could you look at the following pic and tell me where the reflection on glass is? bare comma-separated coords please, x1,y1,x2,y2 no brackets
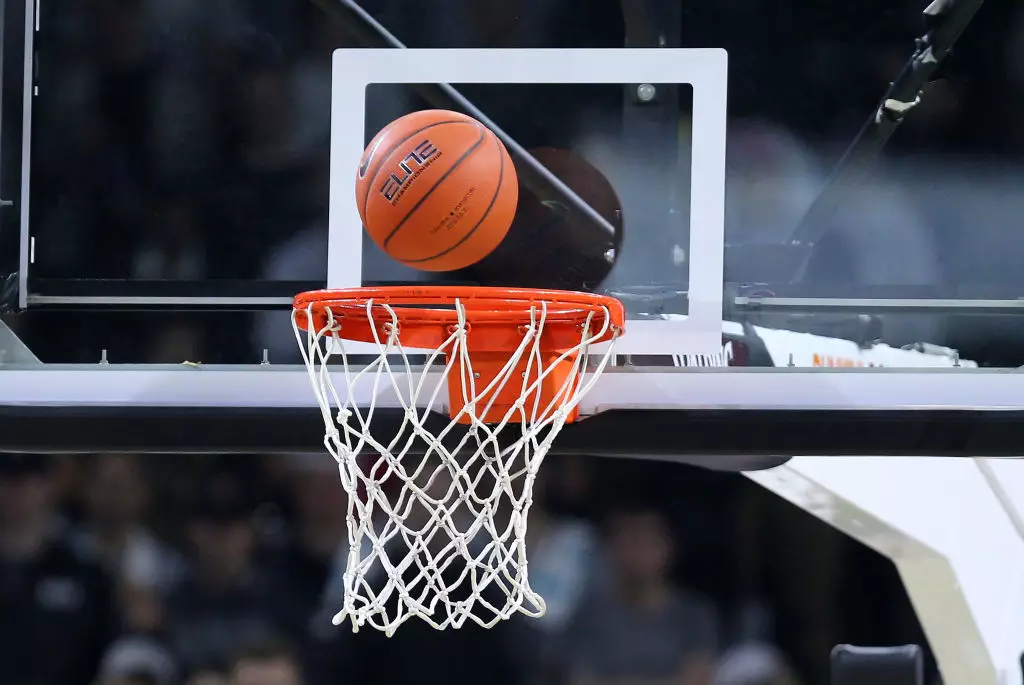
18,0,1024,368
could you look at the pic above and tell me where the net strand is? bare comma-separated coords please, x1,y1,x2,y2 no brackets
292,296,618,636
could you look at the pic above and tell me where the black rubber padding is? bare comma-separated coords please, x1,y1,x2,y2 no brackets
403,131,509,265
3,406,1024,465
379,122,485,257
830,644,923,685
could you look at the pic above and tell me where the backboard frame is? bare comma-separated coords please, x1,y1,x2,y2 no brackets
328,47,728,356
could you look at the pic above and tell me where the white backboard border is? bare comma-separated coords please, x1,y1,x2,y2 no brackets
328,48,728,356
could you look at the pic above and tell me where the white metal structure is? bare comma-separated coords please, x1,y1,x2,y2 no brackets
750,458,1024,685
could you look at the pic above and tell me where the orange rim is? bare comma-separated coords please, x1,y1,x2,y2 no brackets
293,286,624,425
293,286,624,350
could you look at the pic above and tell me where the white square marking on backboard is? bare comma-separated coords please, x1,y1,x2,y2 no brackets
329,48,727,356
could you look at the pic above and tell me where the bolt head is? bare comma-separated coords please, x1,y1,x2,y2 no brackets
637,83,656,102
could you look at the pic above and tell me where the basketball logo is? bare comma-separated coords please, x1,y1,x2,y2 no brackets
355,109,518,272
379,139,442,204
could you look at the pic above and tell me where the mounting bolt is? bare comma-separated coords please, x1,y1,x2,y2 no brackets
99,349,109,365
261,349,270,366
636,83,657,102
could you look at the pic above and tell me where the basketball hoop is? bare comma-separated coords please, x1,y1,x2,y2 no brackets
291,286,624,635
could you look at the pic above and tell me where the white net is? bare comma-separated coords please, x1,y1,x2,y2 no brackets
291,295,620,636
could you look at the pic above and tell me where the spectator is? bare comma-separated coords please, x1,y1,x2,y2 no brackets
120,576,168,636
0,453,117,685
131,194,207,280
246,454,299,550
71,453,183,595
714,603,801,685
545,454,600,520
515,463,604,685
165,472,280,674
144,319,205,365
184,671,229,685
732,487,843,685
527,461,603,634
564,503,719,685
229,639,305,685
51,454,87,526
265,454,363,685
714,643,801,685
98,636,177,685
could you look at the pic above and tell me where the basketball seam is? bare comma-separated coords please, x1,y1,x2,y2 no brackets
360,119,475,221
381,124,487,251
401,131,508,265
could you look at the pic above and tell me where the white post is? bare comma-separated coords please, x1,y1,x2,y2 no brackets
746,457,1024,685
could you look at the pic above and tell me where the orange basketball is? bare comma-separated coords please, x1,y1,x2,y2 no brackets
355,110,518,272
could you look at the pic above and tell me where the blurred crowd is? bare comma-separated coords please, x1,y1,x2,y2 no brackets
0,451,923,685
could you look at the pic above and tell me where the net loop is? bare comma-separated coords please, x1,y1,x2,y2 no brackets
291,287,623,635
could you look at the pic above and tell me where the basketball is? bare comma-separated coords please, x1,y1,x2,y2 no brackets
355,110,518,272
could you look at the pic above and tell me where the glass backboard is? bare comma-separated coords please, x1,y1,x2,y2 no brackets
1,0,1023,460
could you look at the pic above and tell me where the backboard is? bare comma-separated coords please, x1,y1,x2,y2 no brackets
1,0,1022,462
